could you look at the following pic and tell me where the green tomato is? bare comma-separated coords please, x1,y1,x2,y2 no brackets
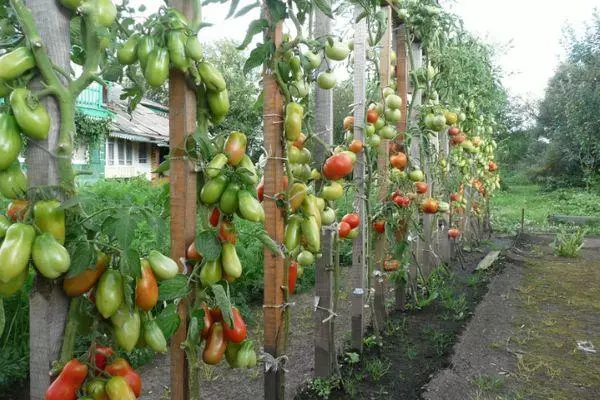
385,94,402,110
321,207,336,226
374,117,386,130
0,162,27,199
222,242,242,278
219,182,240,215
0,114,22,171
365,123,376,137
117,34,139,65
289,80,309,99
185,36,203,61
200,259,222,287
297,250,314,266
147,250,179,280
200,174,229,205
382,87,395,98
408,169,424,182
96,270,124,319
325,40,350,61
238,190,265,222
367,134,381,147
317,70,336,90
379,125,397,140
0,223,35,283
284,216,301,252
304,51,322,70
31,233,70,279
384,108,402,122
321,181,343,201
144,48,170,88
10,88,50,140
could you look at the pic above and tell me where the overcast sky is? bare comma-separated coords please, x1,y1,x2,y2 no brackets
132,0,598,100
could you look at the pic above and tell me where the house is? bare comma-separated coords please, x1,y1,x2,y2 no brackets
74,83,170,183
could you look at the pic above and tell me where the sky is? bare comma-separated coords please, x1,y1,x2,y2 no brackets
131,0,599,100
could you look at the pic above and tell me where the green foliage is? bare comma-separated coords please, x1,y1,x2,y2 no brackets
307,376,342,400
491,184,600,235
73,111,110,148
552,226,588,258
364,358,391,382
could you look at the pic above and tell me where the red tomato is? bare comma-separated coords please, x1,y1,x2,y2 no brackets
89,345,113,375
187,241,203,261
448,127,460,136
223,307,247,343
341,213,360,229
338,221,351,238
415,182,428,194
323,153,354,181
373,220,385,233
366,109,378,124
288,261,298,294
209,208,220,227
349,139,363,154
420,198,439,214
448,227,461,239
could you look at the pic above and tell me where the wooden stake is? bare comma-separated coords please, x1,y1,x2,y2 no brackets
168,3,197,399
394,21,409,311
351,4,367,352
27,1,70,397
373,5,392,332
313,8,335,378
262,6,286,398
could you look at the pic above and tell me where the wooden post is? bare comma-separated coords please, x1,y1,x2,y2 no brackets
438,129,451,263
373,5,392,331
27,1,71,397
313,9,335,378
168,2,197,399
351,4,367,352
394,20,409,311
408,42,423,279
262,6,286,398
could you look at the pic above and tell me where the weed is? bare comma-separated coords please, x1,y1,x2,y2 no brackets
344,352,360,365
406,344,418,360
363,334,382,349
472,374,505,393
425,328,453,356
308,376,342,399
364,358,391,381
552,226,588,257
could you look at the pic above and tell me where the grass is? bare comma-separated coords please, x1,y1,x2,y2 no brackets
491,184,600,234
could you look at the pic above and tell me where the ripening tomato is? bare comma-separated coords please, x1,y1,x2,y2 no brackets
389,152,408,170
450,192,461,202
415,182,428,194
343,115,354,131
338,221,351,238
323,153,354,181
341,213,360,229
373,220,385,233
448,127,460,136
488,161,497,172
448,227,461,239
366,109,378,124
293,133,306,149
218,220,237,244
187,241,203,261
420,198,439,214
349,139,363,154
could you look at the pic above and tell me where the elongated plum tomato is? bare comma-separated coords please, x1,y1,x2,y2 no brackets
209,207,220,227
338,221,351,238
373,220,385,233
341,213,360,229
323,153,354,181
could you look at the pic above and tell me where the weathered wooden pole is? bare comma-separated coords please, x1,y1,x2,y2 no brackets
351,4,367,352
373,4,392,331
27,1,71,397
168,2,197,399
408,42,423,279
313,8,336,377
394,19,409,311
438,128,451,263
262,4,286,398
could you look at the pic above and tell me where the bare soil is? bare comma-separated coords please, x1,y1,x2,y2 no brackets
423,234,600,400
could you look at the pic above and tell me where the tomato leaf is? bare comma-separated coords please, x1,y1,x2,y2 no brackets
155,303,181,340
237,18,268,51
120,248,141,279
66,240,96,278
265,0,287,24
195,230,221,261
225,0,240,19
243,40,275,75
235,2,259,18
153,158,170,174
158,274,190,302
313,0,333,19
211,283,233,328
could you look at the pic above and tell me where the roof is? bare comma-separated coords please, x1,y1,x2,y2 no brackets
106,85,170,146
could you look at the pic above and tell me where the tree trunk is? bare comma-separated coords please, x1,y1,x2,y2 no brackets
26,1,72,399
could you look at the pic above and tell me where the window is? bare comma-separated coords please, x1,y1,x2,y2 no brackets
138,143,148,164
73,144,88,164
126,141,133,165
107,139,115,166
118,139,125,165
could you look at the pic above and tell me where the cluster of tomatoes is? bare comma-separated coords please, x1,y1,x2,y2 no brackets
45,349,142,400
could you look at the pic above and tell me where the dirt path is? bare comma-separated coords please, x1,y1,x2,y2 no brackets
423,234,600,400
